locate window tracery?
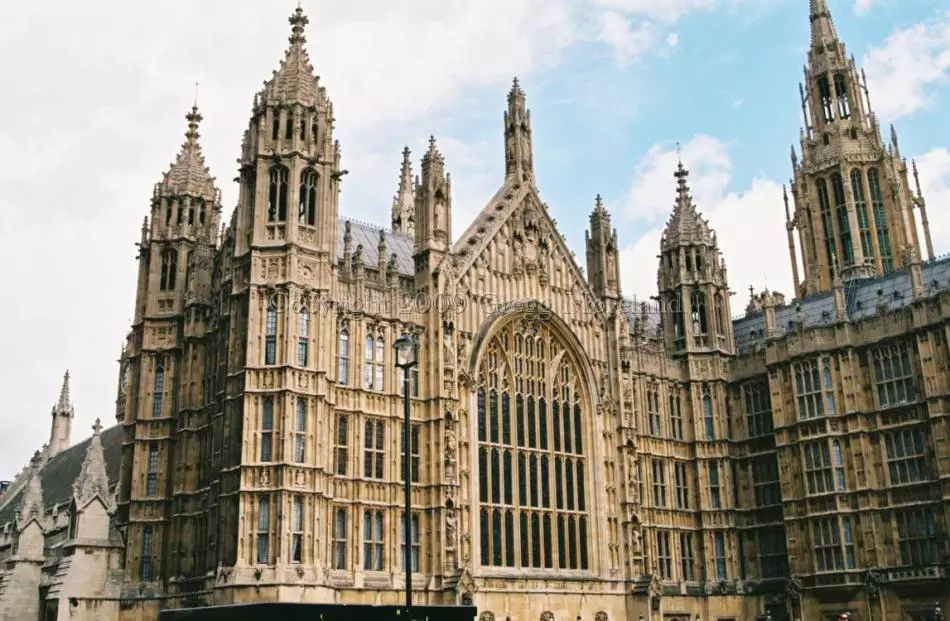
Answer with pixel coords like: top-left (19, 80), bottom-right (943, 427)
top-left (476, 319), bottom-right (590, 571)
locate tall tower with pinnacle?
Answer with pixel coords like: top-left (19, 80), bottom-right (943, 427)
top-left (49, 370), bottom-right (74, 456)
top-left (657, 161), bottom-right (734, 357)
top-left (114, 99), bottom-right (222, 583)
top-left (585, 195), bottom-right (621, 300)
top-left (787, 0), bottom-right (931, 297)
top-left (504, 77), bottom-right (534, 184)
top-left (413, 136), bottom-right (452, 283)
top-left (392, 146), bottom-right (415, 235)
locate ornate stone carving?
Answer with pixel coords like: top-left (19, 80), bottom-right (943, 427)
top-left (595, 612), bottom-right (608, 621)
top-left (540, 612), bottom-right (555, 621)
top-left (444, 411), bottom-right (458, 483)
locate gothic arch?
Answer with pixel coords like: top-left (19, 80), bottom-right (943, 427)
top-left (468, 307), bottom-right (602, 574)
top-left (468, 302), bottom-right (598, 403)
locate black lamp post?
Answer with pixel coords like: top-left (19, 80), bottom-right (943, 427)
top-left (935, 604), bottom-right (943, 621)
top-left (394, 332), bottom-right (418, 614)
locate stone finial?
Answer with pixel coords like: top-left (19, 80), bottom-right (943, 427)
top-left (17, 461), bottom-right (44, 528)
top-left (54, 370), bottom-right (72, 414)
top-left (72, 418), bottom-right (114, 513)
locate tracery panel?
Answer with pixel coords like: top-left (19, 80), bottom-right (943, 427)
top-left (476, 319), bottom-right (590, 571)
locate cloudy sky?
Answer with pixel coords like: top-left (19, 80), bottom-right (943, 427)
top-left (1, 0), bottom-right (948, 475)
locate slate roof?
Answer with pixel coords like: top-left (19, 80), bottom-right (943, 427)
top-left (337, 218), bottom-right (414, 276)
top-left (0, 424), bottom-right (123, 527)
top-left (733, 256), bottom-right (950, 355)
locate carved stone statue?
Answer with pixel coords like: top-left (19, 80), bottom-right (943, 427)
top-left (445, 508), bottom-right (458, 548)
top-left (435, 201), bottom-right (445, 232)
top-left (443, 330), bottom-right (454, 363)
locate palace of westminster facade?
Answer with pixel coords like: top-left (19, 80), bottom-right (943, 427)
top-left (0, 2), bottom-right (948, 620)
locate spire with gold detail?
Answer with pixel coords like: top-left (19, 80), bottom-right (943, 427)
top-left (504, 77), bottom-right (534, 183)
top-left (392, 147), bottom-right (415, 235)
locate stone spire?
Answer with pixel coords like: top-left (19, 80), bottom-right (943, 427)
top-left (809, 0), bottom-right (839, 49)
top-left (72, 419), bottom-right (114, 512)
top-left (158, 105), bottom-right (217, 201)
top-left (17, 456), bottom-right (44, 528)
top-left (260, 6), bottom-right (326, 107)
top-left (586, 194), bottom-right (621, 300)
top-left (661, 161), bottom-right (716, 250)
top-left (49, 370), bottom-right (73, 456)
top-left (392, 146), bottom-right (415, 235)
top-left (504, 77), bottom-right (534, 183)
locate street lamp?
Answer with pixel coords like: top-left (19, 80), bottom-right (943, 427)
top-left (935, 604), bottom-right (943, 621)
top-left (394, 332), bottom-right (419, 614)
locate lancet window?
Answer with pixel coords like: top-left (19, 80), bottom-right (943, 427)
top-left (476, 319), bottom-right (590, 571)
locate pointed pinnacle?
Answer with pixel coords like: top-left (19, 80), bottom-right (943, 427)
top-left (809, 0), bottom-right (839, 49)
top-left (289, 5), bottom-right (309, 45)
top-left (56, 370), bottom-right (71, 412)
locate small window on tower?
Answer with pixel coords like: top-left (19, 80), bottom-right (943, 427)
top-left (817, 74), bottom-right (834, 123)
top-left (285, 116), bottom-right (293, 140)
top-left (834, 74), bottom-right (851, 120)
top-left (272, 117), bottom-right (279, 141)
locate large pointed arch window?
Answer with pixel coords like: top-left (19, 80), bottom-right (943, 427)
top-left (831, 173), bottom-right (854, 265)
top-left (299, 169), bottom-right (318, 226)
top-left (816, 177), bottom-right (837, 279)
top-left (851, 169), bottom-right (873, 260)
top-left (867, 168), bottom-right (893, 273)
top-left (160, 249), bottom-right (178, 291)
top-left (691, 292), bottom-right (708, 346)
top-left (476, 319), bottom-right (590, 571)
top-left (268, 166), bottom-right (289, 222)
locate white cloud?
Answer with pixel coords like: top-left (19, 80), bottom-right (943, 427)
top-left (853, 0), bottom-right (880, 15)
top-left (616, 136), bottom-right (792, 310)
top-left (0, 0), bottom-right (583, 474)
top-left (592, 0), bottom-right (717, 23)
top-left (913, 148), bottom-right (950, 255)
top-left (597, 11), bottom-right (660, 67)
top-left (862, 12), bottom-right (950, 121)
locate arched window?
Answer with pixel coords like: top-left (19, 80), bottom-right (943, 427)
top-left (851, 169), bottom-right (873, 260)
top-left (832, 440), bottom-right (846, 491)
top-left (816, 177), bottom-right (837, 279)
top-left (338, 327), bottom-right (349, 386)
top-left (299, 169), bottom-right (318, 226)
top-left (264, 298), bottom-right (277, 366)
top-left (160, 249), bottom-right (178, 291)
top-left (477, 319), bottom-right (589, 571)
top-left (817, 74), bottom-right (834, 123)
top-left (271, 116), bottom-right (280, 141)
top-left (703, 391), bottom-right (715, 440)
top-left (831, 173), bottom-right (853, 264)
top-left (833, 74), bottom-right (851, 119)
top-left (285, 115), bottom-right (293, 140)
top-left (363, 333), bottom-right (385, 391)
top-left (673, 290), bottom-right (685, 345)
top-left (198, 198), bottom-right (207, 226)
top-left (298, 306), bottom-right (309, 367)
top-left (165, 198), bottom-right (173, 226)
top-left (867, 168), bottom-right (893, 273)
top-left (267, 166), bottom-right (289, 222)
top-left (714, 293), bottom-right (725, 336)
top-left (152, 360), bottom-right (165, 417)
top-left (691, 292), bottom-right (708, 343)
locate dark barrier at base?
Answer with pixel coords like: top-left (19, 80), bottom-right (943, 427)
top-left (159, 603), bottom-right (478, 621)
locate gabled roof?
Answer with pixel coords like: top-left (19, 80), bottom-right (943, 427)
top-left (0, 424), bottom-right (123, 528)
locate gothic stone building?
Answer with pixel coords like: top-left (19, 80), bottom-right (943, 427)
top-left (1, 2), bottom-right (948, 621)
